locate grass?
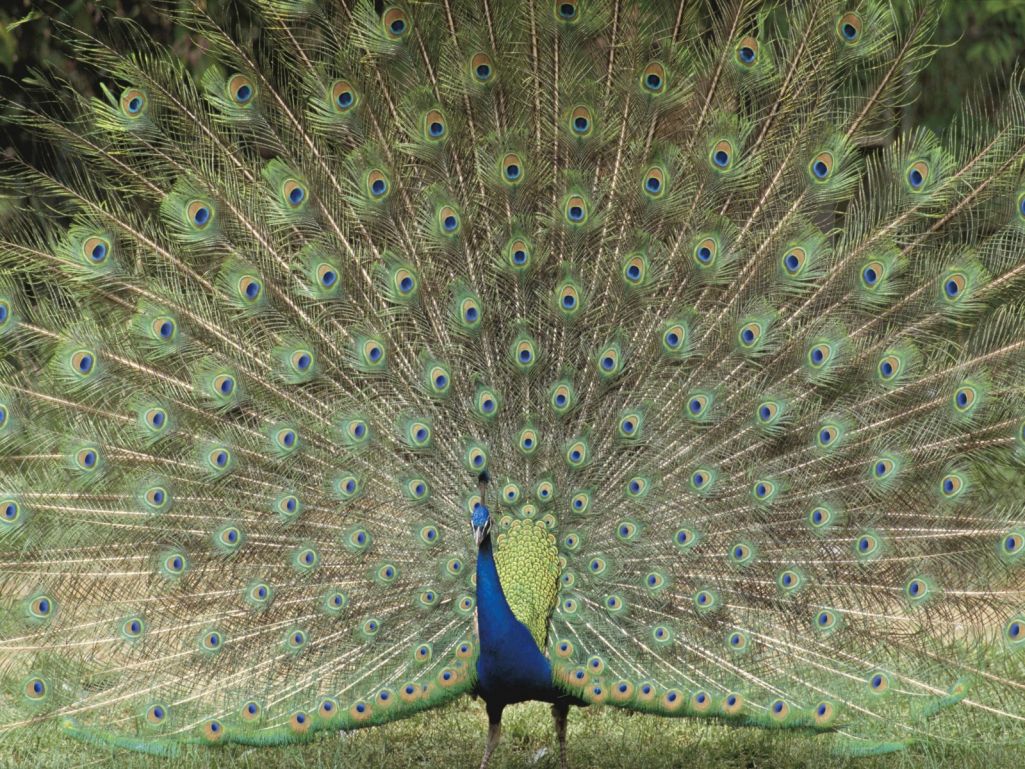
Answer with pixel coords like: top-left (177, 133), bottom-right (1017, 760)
top-left (2, 698), bottom-right (1022, 769)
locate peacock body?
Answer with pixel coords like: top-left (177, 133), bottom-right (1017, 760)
top-left (2, 0), bottom-right (1025, 765)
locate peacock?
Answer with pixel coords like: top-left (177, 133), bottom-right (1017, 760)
top-left (2, 1), bottom-right (1025, 766)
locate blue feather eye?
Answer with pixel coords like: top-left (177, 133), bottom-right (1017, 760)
top-left (710, 140), bottom-right (734, 170)
top-left (120, 88), bottom-right (147, 117)
top-left (569, 105), bottom-right (593, 137)
top-left (186, 200), bottom-right (214, 229)
top-left (735, 36), bottom-right (758, 66)
top-left (382, 7), bottom-right (411, 39)
top-left (0, 498), bottom-right (24, 530)
top-left (501, 153), bottom-right (525, 184)
top-left (942, 271), bottom-right (966, 301)
top-left (556, 0), bottom-right (579, 21)
top-left (331, 80), bottom-right (359, 112)
top-left (837, 12), bottom-right (862, 43)
top-left (1006, 616), bottom-right (1025, 648)
top-left (145, 703), bottom-right (168, 725)
top-left (862, 261), bottom-right (883, 287)
top-left (641, 62), bottom-right (667, 94)
top-left (27, 594), bottom-right (55, 620)
top-left (564, 195), bottom-right (589, 225)
top-left (70, 350), bottom-right (95, 377)
top-left (82, 236), bottom-right (111, 264)
top-left (505, 237), bottom-right (532, 271)
top-left (423, 109), bottom-right (447, 141)
top-left (283, 179), bottom-right (306, 208)
top-left (366, 169), bottom-right (390, 200)
top-left (642, 167), bottom-right (666, 197)
top-left (120, 616), bottom-right (145, 640)
top-left (782, 246), bottom-right (806, 274)
top-left (470, 52), bottom-right (495, 83)
top-left (570, 490), bottom-right (591, 514)
top-left (906, 160), bottom-right (929, 190)
top-left (809, 152), bottom-right (833, 181)
top-left (227, 74), bottom-right (256, 106)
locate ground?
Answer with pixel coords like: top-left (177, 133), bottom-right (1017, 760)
top-left (2, 698), bottom-right (1021, 769)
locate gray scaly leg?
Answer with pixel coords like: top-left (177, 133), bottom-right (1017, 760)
top-left (479, 721), bottom-right (501, 769)
top-left (551, 702), bottom-right (570, 769)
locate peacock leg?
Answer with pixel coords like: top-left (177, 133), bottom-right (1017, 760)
top-left (551, 702), bottom-right (569, 769)
top-left (479, 720), bottom-right (502, 769)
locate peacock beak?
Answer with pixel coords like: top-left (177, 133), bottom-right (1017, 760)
top-left (473, 520), bottom-right (491, 547)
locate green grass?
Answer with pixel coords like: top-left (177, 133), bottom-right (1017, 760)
top-left (2, 698), bottom-right (1021, 769)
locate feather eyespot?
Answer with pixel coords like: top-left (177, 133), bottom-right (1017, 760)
top-left (186, 200), bottom-right (214, 229)
top-left (82, 236), bottom-right (111, 264)
top-left (943, 271), bottom-right (966, 301)
top-left (28, 595), bottom-right (54, 620)
top-left (505, 238), bottom-right (531, 269)
top-left (120, 88), bottom-right (147, 117)
top-left (213, 374), bottom-right (235, 396)
top-left (906, 160), bottom-right (930, 190)
top-left (837, 12), bottom-right (862, 43)
top-left (782, 246), bottom-right (806, 275)
top-left (738, 321), bottom-right (763, 348)
top-left (867, 671), bottom-right (890, 694)
top-left (144, 408), bottom-right (168, 432)
top-left (710, 140), bottom-right (734, 170)
top-left (71, 350), bottom-right (96, 376)
top-left (122, 616), bottom-right (145, 639)
top-left (151, 316), bottom-right (177, 341)
top-left (778, 570), bottom-right (801, 592)
top-left (1007, 617), bottom-right (1025, 647)
top-left (423, 109), bottom-right (446, 141)
top-left (662, 322), bottom-right (687, 352)
top-left (564, 195), bottom-right (588, 224)
top-left (641, 62), bottom-right (666, 94)
top-left (642, 167), bottom-right (665, 197)
top-left (723, 693), bottom-right (744, 715)
top-left (807, 343), bottom-right (832, 368)
top-left (438, 206), bottom-right (460, 235)
top-left (366, 169), bottom-right (389, 200)
top-left (569, 105), bottom-right (592, 136)
top-left (817, 424), bottom-right (839, 447)
top-left (470, 53), bottom-right (495, 83)
top-left (331, 80), bottom-right (358, 112)
top-left (237, 275), bottom-right (262, 302)
top-left (736, 36), bottom-right (759, 66)
top-left (75, 447), bottom-right (99, 471)
top-left (556, 0), bottom-right (579, 21)
top-left (502, 153), bottom-right (524, 184)
top-left (861, 260), bottom-right (884, 288)
top-left (227, 74), bottom-right (256, 106)
top-left (282, 179), bottom-right (306, 208)
top-left (382, 8), bottom-right (411, 39)
top-left (558, 283), bottom-right (581, 314)
top-left (940, 473), bottom-right (964, 497)
top-left (810, 151), bottom-right (833, 181)
top-left (1003, 532), bottom-right (1024, 556)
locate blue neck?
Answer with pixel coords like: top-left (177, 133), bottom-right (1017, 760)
top-left (474, 534), bottom-right (556, 706)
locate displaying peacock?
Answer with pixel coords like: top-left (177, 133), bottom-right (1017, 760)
top-left (2, 0), bottom-right (1025, 766)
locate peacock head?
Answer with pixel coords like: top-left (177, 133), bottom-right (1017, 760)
top-left (472, 469), bottom-right (492, 546)
top-left (471, 502), bottom-right (491, 547)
